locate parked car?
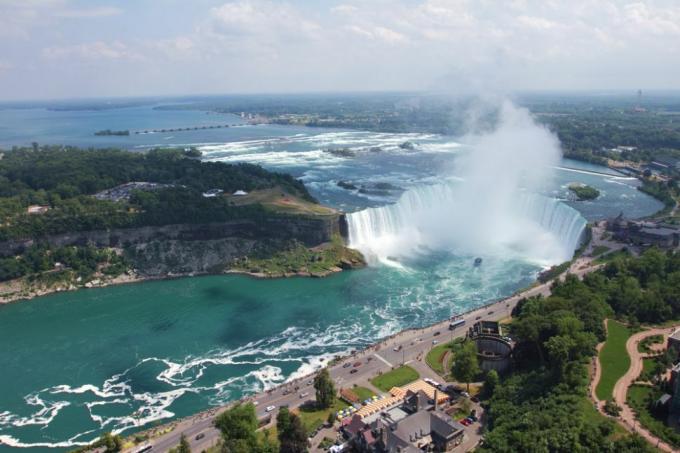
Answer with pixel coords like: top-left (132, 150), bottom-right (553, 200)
top-left (432, 340), bottom-right (439, 345)
top-left (350, 369), bottom-right (358, 374)
top-left (195, 433), bottom-right (205, 441)
top-left (353, 362), bottom-right (361, 367)
top-left (367, 357), bottom-right (373, 362)
top-left (471, 396), bottom-right (480, 403)
top-left (488, 310), bottom-right (494, 315)
top-left (475, 316), bottom-right (482, 320)
top-left (300, 392), bottom-right (309, 399)
top-left (461, 391), bottom-right (470, 398)
top-left (266, 405), bottom-right (276, 412)
top-left (343, 363), bottom-right (351, 368)
top-left (460, 419), bottom-right (471, 426)
top-left (433, 331), bottom-right (441, 336)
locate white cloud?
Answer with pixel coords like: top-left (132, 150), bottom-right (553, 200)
top-left (54, 6), bottom-right (122, 18)
top-left (209, 0), bottom-right (320, 41)
top-left (42, 41), bottom-right (142, 61)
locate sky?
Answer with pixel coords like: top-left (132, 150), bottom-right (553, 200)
top-left (1, 0), bottom-right (680, 100)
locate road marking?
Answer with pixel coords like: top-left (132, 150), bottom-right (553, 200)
top-left (373, 353), bottom-right (393, 367)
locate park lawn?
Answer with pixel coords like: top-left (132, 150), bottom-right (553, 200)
top-left (425, 338), bottom-right (465, 376)
top-left (353, 386), bottom-right (376, 401)
top-left (595, 320), bottom-right (633, 401)
top-left (426, 342), bottom-right (451, 375)
top-left (296, 400), bottom-right (348, 434)
top-left (627, 384), bottom-right (680, 448)
top-left (371, 365), bottom-right (420, 392)
top-left (578, 398), bottom-right (627, 438)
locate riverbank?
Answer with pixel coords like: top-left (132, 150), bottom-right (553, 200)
top-left (0, 242), bottom-right (365, 305)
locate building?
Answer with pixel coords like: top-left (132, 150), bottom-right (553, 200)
top-left (606, 213), bottom-right (680, 248)
top-left (670, 363), bottom-right (680, 415)
top-left (202, 188), bottom-right (224, 198)
top-left (26, 205), bottom-right (49, 214)
top-left (94, 182), bottom-right (176, 202)
top-left (669, 330), bottom-right (680, 358)
top-left (343, 380), bottom-right (464, 452)
top-left (469, 321), bottom-right (513, 374)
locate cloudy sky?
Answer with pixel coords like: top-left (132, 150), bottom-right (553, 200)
top-left (1, 0), bottom-right (679, 100)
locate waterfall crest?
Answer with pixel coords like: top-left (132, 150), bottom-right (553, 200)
top-left (347, 183), bottom-right (586, 267)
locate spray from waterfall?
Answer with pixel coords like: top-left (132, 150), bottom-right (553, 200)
top-left (346, 100), bottom-right (586, 267)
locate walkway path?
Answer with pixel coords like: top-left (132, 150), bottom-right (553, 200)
top-left (591, 325), bottom-right (679, 452)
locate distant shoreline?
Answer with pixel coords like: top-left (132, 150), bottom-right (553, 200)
top-left (0, 263), bottom-right (355, 306)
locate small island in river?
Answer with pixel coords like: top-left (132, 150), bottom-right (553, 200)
top-left (0, 146), bottom-right (364, 304)
top-left (569, 183), bottom-right (600, 200)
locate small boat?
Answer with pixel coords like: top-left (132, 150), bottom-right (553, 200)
top-left (474, 257), bottom-right (483, 266)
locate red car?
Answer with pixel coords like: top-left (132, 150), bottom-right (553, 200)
top-left (353, 362), bottom-right (361, 367)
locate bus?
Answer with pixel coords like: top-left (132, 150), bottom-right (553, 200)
top-left (449, 319), bottom-right (466, 330)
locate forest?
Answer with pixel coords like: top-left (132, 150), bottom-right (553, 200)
top-left (0, 145), bottom-right (313, 241)
top-left (480, 248), bottom-right (680, 452)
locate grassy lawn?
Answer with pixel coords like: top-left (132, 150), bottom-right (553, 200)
top-left (627, 384), bottom-right (680, 448)
top-left (578, 397), bottom-right (627, 438)
top-left (353, 386), bottom-right (376, 401)
top-left (371, 365), bottom-right (419, 392)
top-left (426, 342), bottom-right (451, 375)
top-left (596, 320), bottom-right (633, 401)
top-left (296, 400), bottom-right (348, 433)
top-left (591, 245), bottom-right (611, 257)
top-left (425, 338), bottom-right (465, 376)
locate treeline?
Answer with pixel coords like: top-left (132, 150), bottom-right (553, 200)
top-left (0, 244), bottom-right (128, 282)
top-left (480, 248), bottom-right (680, 452)
top-left (0, 146), bottom-right (313, 240)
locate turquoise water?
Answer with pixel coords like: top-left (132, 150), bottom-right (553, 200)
top-left (0, 102), bottom-right (664, 450)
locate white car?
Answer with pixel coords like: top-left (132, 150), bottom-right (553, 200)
top-left (265, 405), bottom-right (276, 412)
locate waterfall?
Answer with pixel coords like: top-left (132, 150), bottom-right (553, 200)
top-left (347, 183), bottom-right (586, 267)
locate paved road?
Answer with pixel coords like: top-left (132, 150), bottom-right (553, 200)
top-left (127, 250), bottom-right (605, 453)
top-left (613, 327), bottom-right (679, 453)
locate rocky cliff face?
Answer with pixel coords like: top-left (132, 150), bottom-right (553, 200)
top-left (0, 214), bottom-right (348, 276)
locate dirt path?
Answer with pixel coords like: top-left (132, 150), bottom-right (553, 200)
top-left (591, 325), bottom-right (680, 452)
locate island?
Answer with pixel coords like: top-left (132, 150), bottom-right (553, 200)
top-left (569, 183), bottom-right (600, 200)
top-left (0, 146), bottom-right (364, 303)
top-left (94, 129), bottom-right (130, 136)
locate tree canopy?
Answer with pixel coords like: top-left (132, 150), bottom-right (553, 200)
top-left (313, 368), bottom-right (336, 409)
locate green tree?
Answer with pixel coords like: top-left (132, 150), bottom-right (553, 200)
top-left (277, 407), bottom-right (308, 453)
top-left (214, 403), bottom-right (258, 453)
top-left (451, 340), bottom-right (480, 392)
top-left (483, 369), bottom-right (500, 397)
top-left (313, 368), bottom-right (335, 409)
top-left (100, 432), bottom-right (123, 452)
top-left (169, 434), bottom-right (191, 453)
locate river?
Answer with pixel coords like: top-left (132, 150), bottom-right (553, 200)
top-left (0, 101), bottom-right (663, 450)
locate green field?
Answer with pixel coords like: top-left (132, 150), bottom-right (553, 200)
top-left (425, 338), bottom-right (464, 376)
top-left (426, 342), bottom-right (452, 375)
top-left (371, 365), bottom-right (419, 392)
top-left (595, 320), bottom-right (633, 401)
top-left (353, 386), bottom-right (376, 401)
top-left (296, 400), bottom-right (348, 433)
